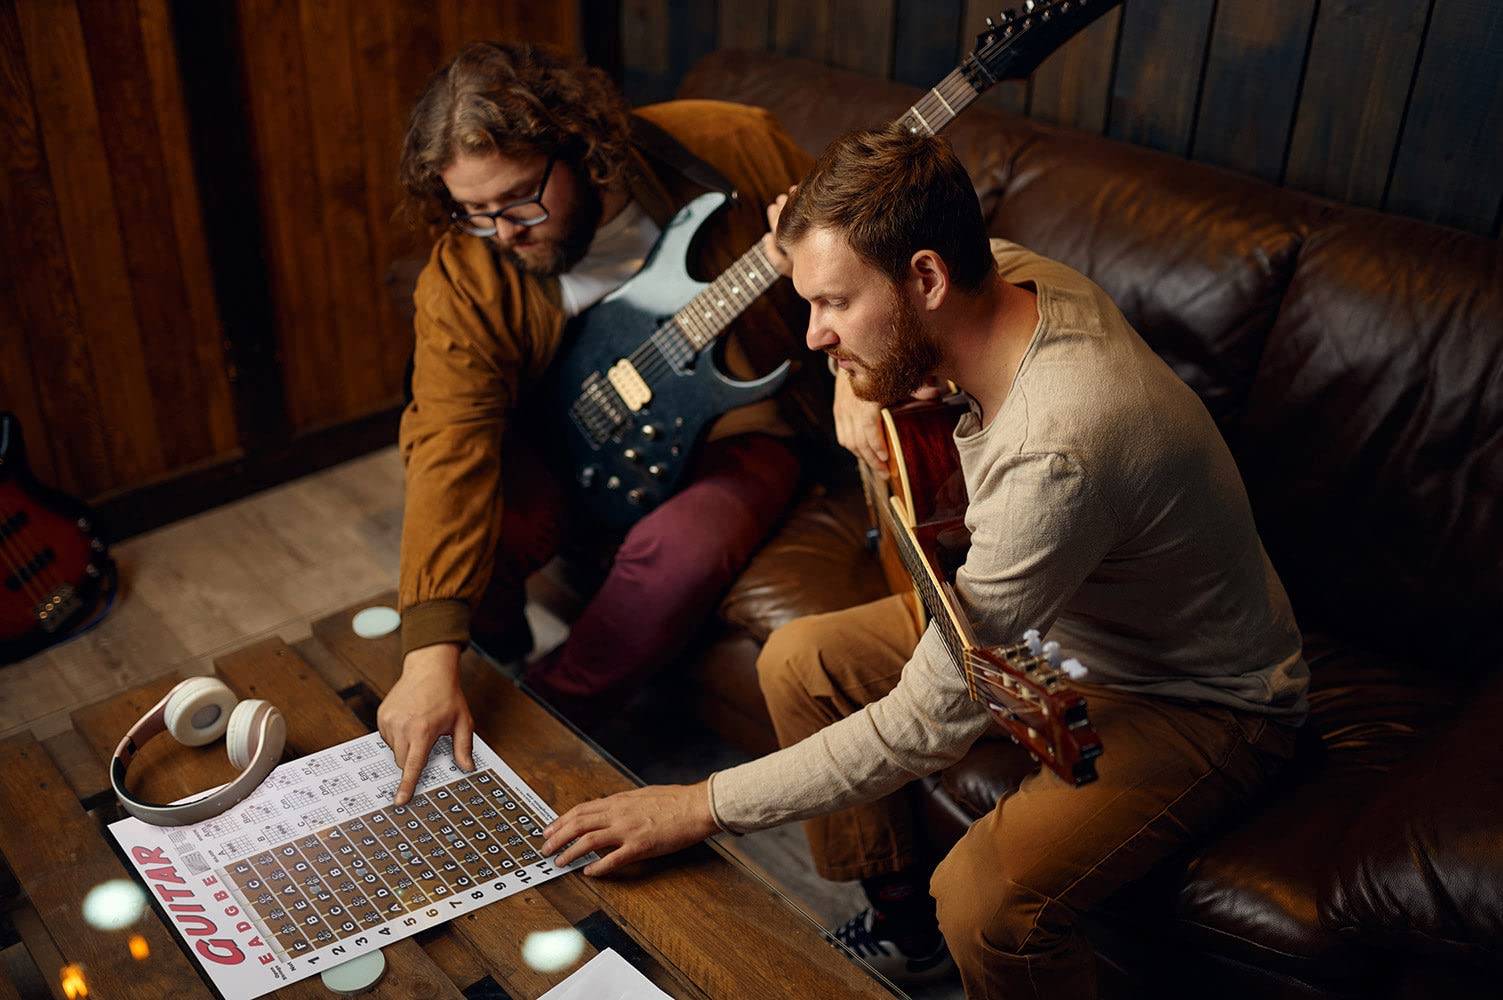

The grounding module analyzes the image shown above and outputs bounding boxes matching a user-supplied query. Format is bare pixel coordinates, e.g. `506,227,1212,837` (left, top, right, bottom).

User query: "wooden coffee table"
0,593,901,999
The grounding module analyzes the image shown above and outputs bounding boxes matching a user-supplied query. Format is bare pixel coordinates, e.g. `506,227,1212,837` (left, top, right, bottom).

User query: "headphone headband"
111,678,286,827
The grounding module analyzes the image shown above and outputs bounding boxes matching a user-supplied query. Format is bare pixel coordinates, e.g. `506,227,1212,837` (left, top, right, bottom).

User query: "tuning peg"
1024,0,1036,11
1042,640,1062,666
1059,658,1088,681
1023,628,1042,656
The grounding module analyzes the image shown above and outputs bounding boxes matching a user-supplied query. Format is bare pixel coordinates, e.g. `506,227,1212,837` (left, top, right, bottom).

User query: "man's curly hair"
397,41,632,230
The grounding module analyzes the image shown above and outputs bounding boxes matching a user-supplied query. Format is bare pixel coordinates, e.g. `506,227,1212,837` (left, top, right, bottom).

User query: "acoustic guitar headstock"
967,630,1103,786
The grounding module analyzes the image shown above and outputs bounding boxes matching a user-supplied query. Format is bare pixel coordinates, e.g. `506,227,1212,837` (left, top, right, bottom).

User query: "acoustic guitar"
866,397,1104,786
544,0,1123,530
0,413,116,664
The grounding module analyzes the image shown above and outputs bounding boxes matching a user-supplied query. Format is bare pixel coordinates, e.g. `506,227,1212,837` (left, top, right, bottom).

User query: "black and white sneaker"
832,908,956,984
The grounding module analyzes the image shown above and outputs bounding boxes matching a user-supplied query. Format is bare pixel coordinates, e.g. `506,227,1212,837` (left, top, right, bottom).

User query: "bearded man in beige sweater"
541,126,1309,998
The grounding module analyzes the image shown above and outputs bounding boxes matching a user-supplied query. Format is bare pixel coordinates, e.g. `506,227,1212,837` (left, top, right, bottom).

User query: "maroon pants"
478,432,800,715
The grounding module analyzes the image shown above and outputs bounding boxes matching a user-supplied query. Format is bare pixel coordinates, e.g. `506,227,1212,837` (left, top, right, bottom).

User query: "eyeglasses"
448,153,557,236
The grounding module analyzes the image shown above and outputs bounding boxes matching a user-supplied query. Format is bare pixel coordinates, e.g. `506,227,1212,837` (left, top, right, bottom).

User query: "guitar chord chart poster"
108,733,591,1000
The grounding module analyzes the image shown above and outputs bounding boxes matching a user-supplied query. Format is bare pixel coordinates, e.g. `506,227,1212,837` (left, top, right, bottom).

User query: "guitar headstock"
967,631,1103,786
965,0,1122,89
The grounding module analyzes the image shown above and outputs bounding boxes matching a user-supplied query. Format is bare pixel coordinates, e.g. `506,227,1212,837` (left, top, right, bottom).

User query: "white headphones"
111,677,287,826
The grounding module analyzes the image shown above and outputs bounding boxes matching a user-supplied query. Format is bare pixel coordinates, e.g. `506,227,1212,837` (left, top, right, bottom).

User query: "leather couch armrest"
1319,667,1503,965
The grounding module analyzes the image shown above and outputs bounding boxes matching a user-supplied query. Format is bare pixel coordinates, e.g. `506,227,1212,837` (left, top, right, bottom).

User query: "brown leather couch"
670,51,1503,998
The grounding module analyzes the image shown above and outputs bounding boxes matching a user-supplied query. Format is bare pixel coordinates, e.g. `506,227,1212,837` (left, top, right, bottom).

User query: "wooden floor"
1,447,406,743
3,445,961,998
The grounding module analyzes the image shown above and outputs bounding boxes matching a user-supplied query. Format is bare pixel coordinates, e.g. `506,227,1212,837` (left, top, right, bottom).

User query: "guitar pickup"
606,359,652,411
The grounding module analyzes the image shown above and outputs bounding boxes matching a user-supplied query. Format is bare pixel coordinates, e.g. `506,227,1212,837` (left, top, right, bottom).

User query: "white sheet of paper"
538,948,673,1000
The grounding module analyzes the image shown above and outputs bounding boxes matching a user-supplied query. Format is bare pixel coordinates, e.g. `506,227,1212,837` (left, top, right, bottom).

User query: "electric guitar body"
0,413,115,664
539,191,790,532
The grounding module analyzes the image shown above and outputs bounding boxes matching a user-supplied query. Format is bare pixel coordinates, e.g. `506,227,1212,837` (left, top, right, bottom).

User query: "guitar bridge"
34,583,81,633
571,373,629,446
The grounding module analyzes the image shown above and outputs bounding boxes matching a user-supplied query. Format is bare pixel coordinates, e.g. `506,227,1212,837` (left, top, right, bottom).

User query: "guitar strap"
627,114,737,200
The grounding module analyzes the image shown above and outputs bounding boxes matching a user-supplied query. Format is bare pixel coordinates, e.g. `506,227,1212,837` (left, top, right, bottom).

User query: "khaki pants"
757,594,1297,999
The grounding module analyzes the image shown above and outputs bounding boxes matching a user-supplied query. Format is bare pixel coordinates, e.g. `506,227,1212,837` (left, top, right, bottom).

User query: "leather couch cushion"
1321,668,1503,965
1238,209,1503,661
990,126,1315,432
1161,631,1455,984
717,479,889,643
687,631,780,758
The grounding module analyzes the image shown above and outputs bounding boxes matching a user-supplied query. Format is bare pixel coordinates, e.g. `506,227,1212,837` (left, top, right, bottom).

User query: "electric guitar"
871,397,1104,786
0,413,116,664
547,0,1122,530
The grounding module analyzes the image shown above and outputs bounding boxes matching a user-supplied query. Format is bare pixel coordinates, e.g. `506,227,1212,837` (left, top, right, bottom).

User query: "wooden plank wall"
0,0,580,528
231,1,580,436
621,0,1503,238
0,0,237,500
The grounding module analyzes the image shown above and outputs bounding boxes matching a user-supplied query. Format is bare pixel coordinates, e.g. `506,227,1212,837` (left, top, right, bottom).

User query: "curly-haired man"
379,42,811,805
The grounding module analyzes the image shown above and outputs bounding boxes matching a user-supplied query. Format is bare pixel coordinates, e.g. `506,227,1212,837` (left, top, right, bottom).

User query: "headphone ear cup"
164,678,238,747
226,700,285,771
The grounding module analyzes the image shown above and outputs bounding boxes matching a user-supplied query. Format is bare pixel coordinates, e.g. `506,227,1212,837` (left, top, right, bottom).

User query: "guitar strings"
578,243,777,425
0,510,70,600
0,499,62,607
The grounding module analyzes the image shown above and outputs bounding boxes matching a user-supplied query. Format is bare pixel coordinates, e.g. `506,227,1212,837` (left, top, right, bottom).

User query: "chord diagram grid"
218,768,554,962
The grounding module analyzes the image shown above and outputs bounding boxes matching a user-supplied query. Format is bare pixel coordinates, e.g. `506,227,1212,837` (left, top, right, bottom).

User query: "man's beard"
840,285,943,405
502,168,602,277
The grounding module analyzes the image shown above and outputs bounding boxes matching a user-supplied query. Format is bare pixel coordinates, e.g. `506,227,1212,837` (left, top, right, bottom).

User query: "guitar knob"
641,424,660,441
606,476,621,490
1042,640,1061,667
1023,628,1042,656
578,466,599,489
1060,658,1088,681
626,489,646,506
623,448,640,462
647,464,665,478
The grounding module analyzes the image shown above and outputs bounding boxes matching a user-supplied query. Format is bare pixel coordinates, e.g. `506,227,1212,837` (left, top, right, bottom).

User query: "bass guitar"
870,397,1104,786
0,413,116,664
547,0,1122,530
